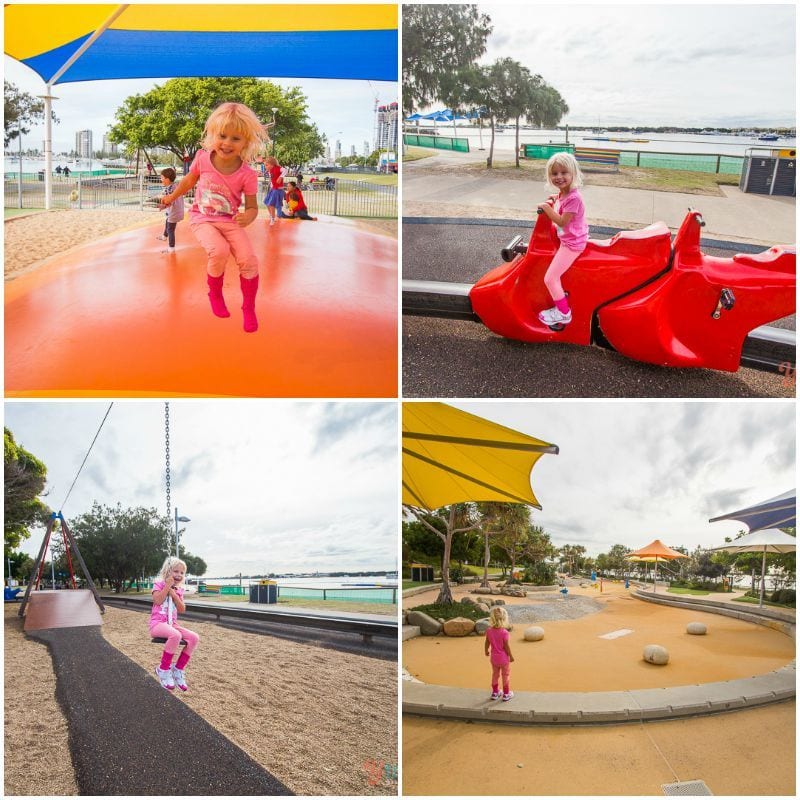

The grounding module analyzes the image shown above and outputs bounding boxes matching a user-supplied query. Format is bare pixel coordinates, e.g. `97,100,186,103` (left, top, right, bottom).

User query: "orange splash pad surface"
5,218,397,397
404,589,795,692
22,590,103,631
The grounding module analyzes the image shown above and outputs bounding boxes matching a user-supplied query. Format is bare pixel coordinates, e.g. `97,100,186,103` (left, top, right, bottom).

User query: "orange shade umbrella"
627,539,688,592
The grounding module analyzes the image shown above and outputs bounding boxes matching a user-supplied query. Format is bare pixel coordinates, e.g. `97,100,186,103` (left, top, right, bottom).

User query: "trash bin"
249,580,277,604
37,170,45,182
740,147,796,196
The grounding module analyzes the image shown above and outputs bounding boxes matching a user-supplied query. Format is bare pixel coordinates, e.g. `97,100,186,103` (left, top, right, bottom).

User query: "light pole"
271,107,278,154
175,508,191,558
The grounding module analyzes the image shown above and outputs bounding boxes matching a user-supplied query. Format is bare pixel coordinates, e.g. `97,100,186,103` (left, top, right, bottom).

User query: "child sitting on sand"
151,556,200,692
159,102,270,333
484,605,514,701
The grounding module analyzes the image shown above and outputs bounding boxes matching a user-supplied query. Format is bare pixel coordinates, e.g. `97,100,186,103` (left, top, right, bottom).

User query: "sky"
4,401,399,577
463,2,796,127
448,400,795,557
3,59,397,157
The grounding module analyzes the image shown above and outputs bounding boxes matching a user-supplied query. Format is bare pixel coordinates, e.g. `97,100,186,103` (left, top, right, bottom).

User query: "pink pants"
150,622,200,656
491,661,511,694
544,243,583,302
190,220,258,279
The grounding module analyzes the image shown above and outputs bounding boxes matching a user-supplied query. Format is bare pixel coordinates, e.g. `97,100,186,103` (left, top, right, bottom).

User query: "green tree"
4,80,59,147
70,503,171,593
476,502,528,587
108,78,322,165
402,4,493,115
404,503,480,604
559,544,587,576
181,550,207,578
487,504,532,580
4,428,51,554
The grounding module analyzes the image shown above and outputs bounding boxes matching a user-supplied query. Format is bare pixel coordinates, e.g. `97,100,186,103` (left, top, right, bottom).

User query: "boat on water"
757,134,779,141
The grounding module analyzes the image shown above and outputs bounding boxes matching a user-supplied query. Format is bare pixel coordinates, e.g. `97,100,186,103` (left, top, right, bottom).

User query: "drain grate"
662,780,713,795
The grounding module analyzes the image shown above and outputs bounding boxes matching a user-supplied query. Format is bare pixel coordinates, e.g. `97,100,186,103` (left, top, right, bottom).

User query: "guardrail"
102,595,397,644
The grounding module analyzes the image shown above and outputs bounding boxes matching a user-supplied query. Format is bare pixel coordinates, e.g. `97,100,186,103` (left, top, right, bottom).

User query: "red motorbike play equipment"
469,209,795,372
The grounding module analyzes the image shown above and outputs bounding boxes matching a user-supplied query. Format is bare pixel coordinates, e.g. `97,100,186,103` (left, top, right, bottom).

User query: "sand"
5,603,397,796
3,209,397,282
403,584,795,692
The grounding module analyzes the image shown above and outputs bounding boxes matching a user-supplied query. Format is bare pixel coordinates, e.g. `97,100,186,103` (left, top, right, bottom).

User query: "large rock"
460,596,477,605
686,622,707,635
475,602,491,614
643,644,669,665
524,626,544,642
474,618,491,635
490,588,502,595
406,610,442,636
442,617,476,636
473,587,493,595
490,598,506,606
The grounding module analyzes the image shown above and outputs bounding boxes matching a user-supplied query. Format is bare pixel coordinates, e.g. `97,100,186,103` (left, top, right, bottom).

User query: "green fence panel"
521,143,574,159
617,150,745,175
404,134,469,153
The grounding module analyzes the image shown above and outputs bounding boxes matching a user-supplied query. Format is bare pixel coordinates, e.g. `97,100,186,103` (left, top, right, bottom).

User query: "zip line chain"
165,402,171,540
59,403,114,514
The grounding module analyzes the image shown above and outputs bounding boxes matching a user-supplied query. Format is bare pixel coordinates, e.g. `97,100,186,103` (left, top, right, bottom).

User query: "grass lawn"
5,208,45,219
403,581,437,591
322,171,397,186
732,595,795,610
667,587,711,596
402,146,438,163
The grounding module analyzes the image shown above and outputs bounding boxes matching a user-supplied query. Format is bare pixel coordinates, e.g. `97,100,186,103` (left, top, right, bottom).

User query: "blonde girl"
484,605,514,701
150,556,199,691
537,152,589,328
161,102,271,333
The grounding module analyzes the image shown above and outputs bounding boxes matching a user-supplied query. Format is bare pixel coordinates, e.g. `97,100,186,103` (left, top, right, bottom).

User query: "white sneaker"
539,307,572,326
502,691,515,702
171,666,188,691
269,218,275,226
156,234,168,241
155,666,175,690
161,247,176,254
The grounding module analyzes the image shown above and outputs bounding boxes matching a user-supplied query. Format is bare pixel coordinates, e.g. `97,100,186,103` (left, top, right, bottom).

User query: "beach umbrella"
626,539,688,593
4,4,397,207
402,402,558,512
708,489,796,532
708,528,796,607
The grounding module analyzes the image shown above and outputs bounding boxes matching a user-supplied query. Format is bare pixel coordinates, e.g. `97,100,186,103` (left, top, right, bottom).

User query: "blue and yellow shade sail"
4,4,398,83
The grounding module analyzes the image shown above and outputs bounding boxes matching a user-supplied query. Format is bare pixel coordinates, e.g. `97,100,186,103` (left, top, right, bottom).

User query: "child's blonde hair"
202,102,271,163
544,151,584,192
489,605,510,629
157,556,187,582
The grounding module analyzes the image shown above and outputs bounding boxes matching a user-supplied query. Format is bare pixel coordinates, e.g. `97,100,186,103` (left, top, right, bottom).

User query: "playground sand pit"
4,209,396,282
4,604,78,795
5,604,397,796
404,587,794,692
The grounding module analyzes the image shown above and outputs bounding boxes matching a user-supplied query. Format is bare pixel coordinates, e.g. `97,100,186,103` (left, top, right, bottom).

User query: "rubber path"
28,625,293,795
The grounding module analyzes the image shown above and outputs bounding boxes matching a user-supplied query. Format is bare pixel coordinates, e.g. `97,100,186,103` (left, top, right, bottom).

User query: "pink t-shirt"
149,580,184,628
556,188,589,251
189,149,258,224
485,626,510,665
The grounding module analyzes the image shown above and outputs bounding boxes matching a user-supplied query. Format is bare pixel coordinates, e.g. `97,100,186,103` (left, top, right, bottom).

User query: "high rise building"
102,135,118,156
335,139,342,160
75,129,93,158
350,144,356,157
374,101,398,152
363,140,370,157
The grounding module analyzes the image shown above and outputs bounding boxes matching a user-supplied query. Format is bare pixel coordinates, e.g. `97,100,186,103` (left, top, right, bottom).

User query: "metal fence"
403,133,470,152
4,172,397,218
278,585,398,604
617,150,745,175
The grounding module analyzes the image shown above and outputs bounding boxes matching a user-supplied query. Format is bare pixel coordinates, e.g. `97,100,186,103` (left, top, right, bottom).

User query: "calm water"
194,574,397,589
407,127,796,156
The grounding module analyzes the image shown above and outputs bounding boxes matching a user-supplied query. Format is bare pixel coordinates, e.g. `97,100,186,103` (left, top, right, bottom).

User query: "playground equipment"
19,512,105,630
470,208,795,372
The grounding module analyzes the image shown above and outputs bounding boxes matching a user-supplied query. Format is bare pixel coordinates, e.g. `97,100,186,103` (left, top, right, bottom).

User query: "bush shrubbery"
670,579,726,592
770,588,795,607
410,602,486,621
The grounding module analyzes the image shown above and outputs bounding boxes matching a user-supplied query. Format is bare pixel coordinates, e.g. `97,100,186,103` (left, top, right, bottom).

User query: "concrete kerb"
402,590,796,725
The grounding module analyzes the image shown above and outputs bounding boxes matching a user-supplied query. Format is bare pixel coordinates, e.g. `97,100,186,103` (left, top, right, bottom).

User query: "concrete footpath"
403,148,796,245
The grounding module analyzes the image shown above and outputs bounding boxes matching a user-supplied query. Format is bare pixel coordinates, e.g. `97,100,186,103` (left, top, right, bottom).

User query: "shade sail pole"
41,4,129,209
759,547,766,608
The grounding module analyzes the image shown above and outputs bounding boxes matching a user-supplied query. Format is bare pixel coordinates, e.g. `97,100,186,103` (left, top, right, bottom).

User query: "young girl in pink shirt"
161,102,270,333
537,152,589,328
484,605,515,701
151,556,199,691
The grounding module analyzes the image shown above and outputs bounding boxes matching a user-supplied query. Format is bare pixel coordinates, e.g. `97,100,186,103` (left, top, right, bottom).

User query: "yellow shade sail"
402,402,558,512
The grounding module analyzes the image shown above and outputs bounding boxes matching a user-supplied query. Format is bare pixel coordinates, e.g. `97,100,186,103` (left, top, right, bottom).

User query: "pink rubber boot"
207,273,230,318
240,275,259,333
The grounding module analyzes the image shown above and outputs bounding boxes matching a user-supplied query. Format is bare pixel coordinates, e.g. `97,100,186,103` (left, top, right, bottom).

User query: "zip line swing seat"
151,636,188,646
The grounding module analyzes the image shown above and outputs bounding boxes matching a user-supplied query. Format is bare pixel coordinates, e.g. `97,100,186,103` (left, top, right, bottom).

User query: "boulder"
490,598,506,606
474,587,493,595
474,618,491,635
460,596,476,605
524,626,544,642
490,588,502,595
643,644,669,665
686,622,707,635
475,602,491,614
442,617,476,637
406,610,442,636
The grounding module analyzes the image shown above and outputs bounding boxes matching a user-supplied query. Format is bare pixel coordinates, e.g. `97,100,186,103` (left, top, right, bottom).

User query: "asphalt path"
402,219,795,398
28,625,293,795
